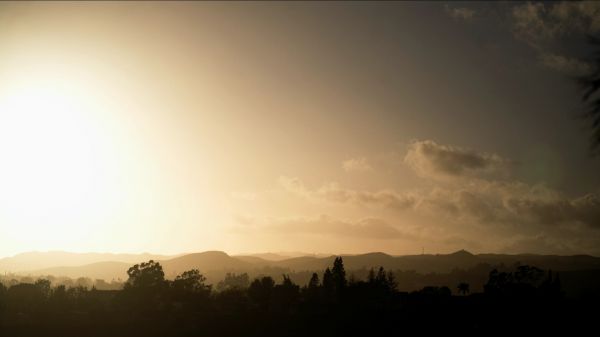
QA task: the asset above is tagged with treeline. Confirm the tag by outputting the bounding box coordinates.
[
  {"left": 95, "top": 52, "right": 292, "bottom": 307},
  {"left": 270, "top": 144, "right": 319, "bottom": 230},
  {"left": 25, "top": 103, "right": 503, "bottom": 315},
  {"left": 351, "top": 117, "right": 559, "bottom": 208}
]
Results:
[
  {"left": 0, "top": 261, "right": 555, "bottom": 294},
  {"left": 0, "top": 274, "right": 123, "bottom": 291},
  {"left": 0, "top": 258, "right": 594, "bottom": 336}
]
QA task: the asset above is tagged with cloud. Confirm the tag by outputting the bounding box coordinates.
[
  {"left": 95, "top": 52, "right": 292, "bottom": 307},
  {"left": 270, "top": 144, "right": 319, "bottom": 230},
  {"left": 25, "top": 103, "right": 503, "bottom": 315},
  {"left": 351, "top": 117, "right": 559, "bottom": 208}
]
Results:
[
  {"left": 238, "top": 214, "right": 412, "bottom": 240},
  {"left": 342, "top": 157, "right": 372, "bottom": 172},
  {"left": 279, "top": 176, "right": 415, "bottom": 210},
  {"left": 505, "top": 192, "right": 600, "bottom": 228},
  {"left": 404, "top": 139, "right": 510, "bottom": 179},
  {"left": 502, "top": 234, "right": 578, "bottom": 255},
  {"left": 415, "top": 178, "right": 600, "bottom": 230},
  {"left": 501, "top": 226, "right": 600, "bottom": 256},
  {"left": 539, "top": 52, "right": 592, "bottom": 76},
  {"left": 511, "top": 1, "right": 600, "bottom": 45},
  {"left": 282, "top": 139, "right": 598, "bottom": 232},
  {"left": 509, "top": 1, "right": 598, "bottom": 75},
  {"left": 511, "top": 2, "right": 555, "bottom": 46},
  {"left": 274, "top": 139, "right": 600, "bottom": 254},
  {"left": 445, "top": 5, "right": 476, "bottom": 21},
  {"left": 415, "top": 185, "right": 506, "bottom": 224}
]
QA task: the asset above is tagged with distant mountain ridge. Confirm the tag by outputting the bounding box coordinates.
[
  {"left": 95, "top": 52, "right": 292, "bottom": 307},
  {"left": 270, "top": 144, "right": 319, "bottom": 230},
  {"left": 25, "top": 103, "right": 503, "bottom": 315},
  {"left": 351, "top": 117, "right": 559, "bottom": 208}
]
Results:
[
  {"left": 4, "top": 250, "right": 600, "bottom": 283},
  {"left": 234, "top": 252, "right": 331, "bottom": 261},
  {"left": 0, "top": 251, "right": 174, "bottom": 273}
]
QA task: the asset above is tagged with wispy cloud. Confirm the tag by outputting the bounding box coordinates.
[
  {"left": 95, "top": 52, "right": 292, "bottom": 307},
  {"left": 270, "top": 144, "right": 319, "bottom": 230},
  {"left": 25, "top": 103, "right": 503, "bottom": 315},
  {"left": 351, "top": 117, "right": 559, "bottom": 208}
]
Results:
[
  {"left": 539, "top": 52, "right": 592, "bottom": 76},
  {"left": 512, "top": 1, "right": 600, "bottom": 46},
  {"left": 416, "top": 179, "right": 600, "bottom": 230},
  {"left": 445, "top": 5, "right": 476, "bottom": 21},
  {"left": 279, "top": 176, "right": 415, "bottom": 211},
  {"left": 510, "top": 1, "right": 598, "bottom": 75},
  {"left": 342, "top": 157, "right": 372, "bottom": 172},
  {"left": 237, "top": 214, "right": 413, "bottom": 240}
]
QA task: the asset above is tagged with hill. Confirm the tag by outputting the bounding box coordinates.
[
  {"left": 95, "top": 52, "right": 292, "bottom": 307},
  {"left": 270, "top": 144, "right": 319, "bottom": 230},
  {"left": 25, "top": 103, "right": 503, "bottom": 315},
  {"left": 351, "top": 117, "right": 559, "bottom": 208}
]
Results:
[
  {"left": 5, "top": 250, "right": 600, "bottom": 291},
  {"left": 31, "top": 261, "right": 130, "bottom": 281},
  {"left": 0, "top": 251, "right": 173, "bottom": 273}
]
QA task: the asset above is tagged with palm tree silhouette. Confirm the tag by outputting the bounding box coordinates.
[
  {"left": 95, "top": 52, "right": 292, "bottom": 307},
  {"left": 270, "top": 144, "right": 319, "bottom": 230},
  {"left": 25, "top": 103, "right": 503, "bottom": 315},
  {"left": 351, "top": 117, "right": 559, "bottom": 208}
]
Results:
[{"left": 579, "top": 36, "right": 600, "bottom": 154}]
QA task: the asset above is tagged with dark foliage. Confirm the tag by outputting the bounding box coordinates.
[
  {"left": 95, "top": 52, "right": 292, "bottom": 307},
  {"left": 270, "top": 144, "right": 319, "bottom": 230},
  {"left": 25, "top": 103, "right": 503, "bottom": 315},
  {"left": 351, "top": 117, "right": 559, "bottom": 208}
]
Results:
[
  {"left": 580, "top": 36, "right": 600, "bottom": 153},
  {"left": 0, "top": 258, "right": 595, "bottom": 337}
]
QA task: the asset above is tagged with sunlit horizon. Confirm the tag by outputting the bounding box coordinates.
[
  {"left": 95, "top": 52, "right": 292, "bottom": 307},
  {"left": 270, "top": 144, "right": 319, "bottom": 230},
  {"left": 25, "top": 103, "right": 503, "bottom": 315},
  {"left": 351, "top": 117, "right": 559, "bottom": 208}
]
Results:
[{"left": 0, "top": 1, "right": 599, "bottom": 258}]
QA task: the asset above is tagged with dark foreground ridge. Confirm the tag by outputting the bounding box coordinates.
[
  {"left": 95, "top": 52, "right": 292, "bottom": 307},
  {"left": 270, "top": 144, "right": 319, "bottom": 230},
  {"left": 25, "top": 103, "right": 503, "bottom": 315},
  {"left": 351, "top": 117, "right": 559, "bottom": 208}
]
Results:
[{"left": 0, "top": 257, "right": 596, "bottom": 336}]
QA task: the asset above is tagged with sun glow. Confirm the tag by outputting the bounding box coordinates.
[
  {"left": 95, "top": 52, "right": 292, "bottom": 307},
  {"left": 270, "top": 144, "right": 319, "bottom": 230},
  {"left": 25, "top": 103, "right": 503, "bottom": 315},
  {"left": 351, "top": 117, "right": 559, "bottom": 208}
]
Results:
[{"left": 0, "top": 75, "right": 121, "bottom": 247}]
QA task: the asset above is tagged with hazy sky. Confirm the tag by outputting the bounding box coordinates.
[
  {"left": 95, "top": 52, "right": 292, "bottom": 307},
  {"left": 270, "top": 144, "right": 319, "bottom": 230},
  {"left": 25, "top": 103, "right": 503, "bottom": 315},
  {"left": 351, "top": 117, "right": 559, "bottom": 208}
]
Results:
[{"left": 0, "top": 1, "right": 599, "bottom": 257}]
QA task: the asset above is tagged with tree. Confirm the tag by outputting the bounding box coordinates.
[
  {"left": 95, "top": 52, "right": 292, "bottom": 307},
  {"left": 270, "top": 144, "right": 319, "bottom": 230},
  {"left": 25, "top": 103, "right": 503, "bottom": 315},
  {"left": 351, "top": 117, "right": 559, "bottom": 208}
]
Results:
[
  {"left": 331, "top": 257, "right": 347, "bottom": 292},
  {"left": 172, "top": 269, "right": 210, "bottom": 294},
  {"left": 457, "top": 282, "right": 470, "bottom": 296},
  {"left": 514, "top": 265, "right": 544, "bottom": 286},
  {"left": 367, "top": 268, "right": 376, "bottom": 284},
  {"left": 248, "top": 276, "right": 275, "bottom": 310},
  {"left": 307, "top": 273, "right": 320, "bottom": 289},
  {"left": 322, "top": 267, "right": 334, "bottom": 294},
  {"left": 271, "top": 275, "right": 300, "bottom": 313},
  {"left": 125, "top": 260, "right": 166, "bottom": 289},
  {"left": 386, "top": 271, "right": 398, "bottom": 291},
  {"left": 375, "top": 267, "right": 387, "bottom": 286},
  {"left": 579, "top": 36, "right": 600, "bottom": 153},
  {"left": 34, "top": 279, "right": 51, "bottom": 299},
  {"left": 216, "top": 272, "right": 250, "bottom": 292}
]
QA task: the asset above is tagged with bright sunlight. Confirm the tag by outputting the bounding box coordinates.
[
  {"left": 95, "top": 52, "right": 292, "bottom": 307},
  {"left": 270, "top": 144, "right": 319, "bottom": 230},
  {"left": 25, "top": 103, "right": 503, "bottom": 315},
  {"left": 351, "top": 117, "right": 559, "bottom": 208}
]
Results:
[{"left": 0, "top": 74, "right": 119, "bottom": 247}]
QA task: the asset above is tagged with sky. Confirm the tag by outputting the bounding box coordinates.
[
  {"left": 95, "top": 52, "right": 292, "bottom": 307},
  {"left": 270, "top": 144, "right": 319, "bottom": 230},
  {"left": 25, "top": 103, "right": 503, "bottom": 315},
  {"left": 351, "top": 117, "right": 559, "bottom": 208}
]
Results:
[{"left": 0, "top": 1, "right": 599, "bottom": 257}]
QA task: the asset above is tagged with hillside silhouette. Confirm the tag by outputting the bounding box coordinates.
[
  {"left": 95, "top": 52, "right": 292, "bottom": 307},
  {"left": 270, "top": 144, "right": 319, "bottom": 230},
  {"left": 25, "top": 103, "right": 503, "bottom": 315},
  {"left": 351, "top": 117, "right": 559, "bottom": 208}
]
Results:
[
  {"left": 4, "top": 250, "right": 600, "bottom": 299},
  {"left": 12, "top": 249, "right": 600, "bottom": 278}
]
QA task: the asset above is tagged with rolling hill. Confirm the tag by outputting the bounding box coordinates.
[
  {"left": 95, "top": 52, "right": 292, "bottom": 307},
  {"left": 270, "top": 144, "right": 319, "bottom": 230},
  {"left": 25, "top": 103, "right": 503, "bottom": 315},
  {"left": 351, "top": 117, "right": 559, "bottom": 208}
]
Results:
[
  {"left": 0, "top": 251, "right": 173, "bottom": 273},
  {"left": 4, "top": 250, "right": 600, "bottom": 289}
]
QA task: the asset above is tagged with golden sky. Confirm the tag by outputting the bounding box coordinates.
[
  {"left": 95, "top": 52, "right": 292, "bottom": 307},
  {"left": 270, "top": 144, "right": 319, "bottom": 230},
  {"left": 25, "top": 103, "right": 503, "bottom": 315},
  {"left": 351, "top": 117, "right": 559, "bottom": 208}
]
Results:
[{"left": 0, "top": 2, "right": 599, "bottom": 257}]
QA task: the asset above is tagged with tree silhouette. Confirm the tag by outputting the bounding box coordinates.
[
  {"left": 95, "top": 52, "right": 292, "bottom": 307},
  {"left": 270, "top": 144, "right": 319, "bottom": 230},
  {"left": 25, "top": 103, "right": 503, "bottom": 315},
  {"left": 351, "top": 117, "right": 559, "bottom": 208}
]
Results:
[
  {"left": 217, "top": 272, "right": 250, "bottom": 291},
  {"left": 457, "top": 282, "right": 470, "bottom": 296},
  {"left": 34, "top": 279, "right": 51, "bottom": 299},
  {"left": 0, "top": 258, "right": 581, "bottom": 336},
  {"left": 271, "top": 275, "right": 300, "bottom": 313},
  {"left": 308, "top": 272, "right": 320, "bottom": 289},
  {"left": 125, "top": 260, "right": 165, "bottom": 289},
  {"left": 248, "top": 276, "right": 275, "bottom": 310},
  {"left": 367, "top": 267, "right": 376, "bottom": 284},
  {"left": 579, "top": 36, "right": 600, "bottom": 153},
  {"left": 514, "top": 265, "right": 544, "bottom": 286},
  {"left": 331, "top": 257, "right": 347, "bottom": 293},
  {"left": 172, "top": 269, "right": 210, "bottom": 294},
  {"left": 322, "top": 267, "right": 334, "bottom": 292}
]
